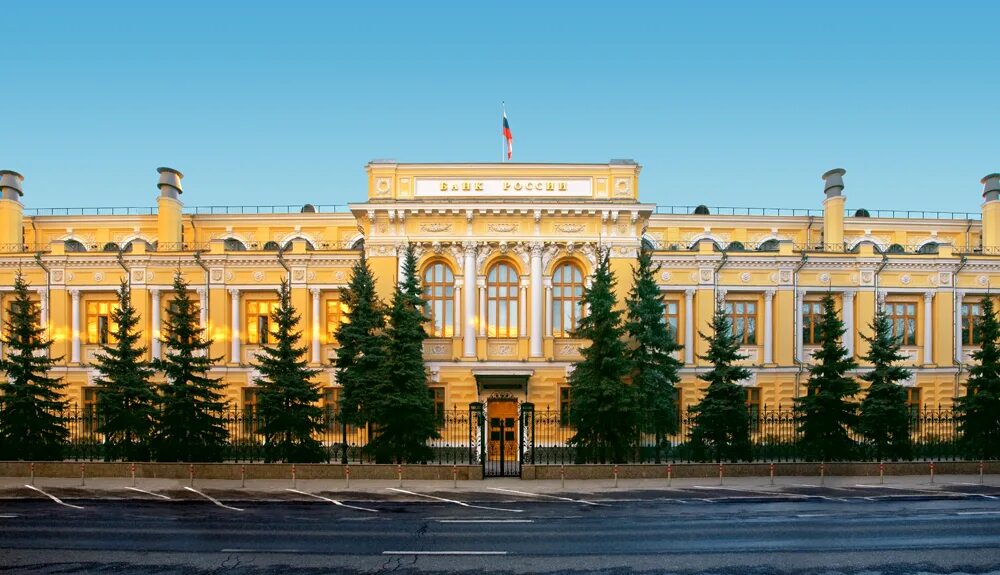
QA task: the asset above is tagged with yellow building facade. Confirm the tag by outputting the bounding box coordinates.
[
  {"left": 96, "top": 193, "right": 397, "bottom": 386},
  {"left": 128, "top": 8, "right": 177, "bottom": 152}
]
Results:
[{"left": 2, "top": 164, "right": 1000, "bottom": 427}]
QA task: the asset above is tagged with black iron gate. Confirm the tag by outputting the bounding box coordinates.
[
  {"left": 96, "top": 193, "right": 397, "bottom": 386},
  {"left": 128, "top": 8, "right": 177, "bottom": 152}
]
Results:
[{"left": 482, "top": 401, "right": 523, "bottom": 478}]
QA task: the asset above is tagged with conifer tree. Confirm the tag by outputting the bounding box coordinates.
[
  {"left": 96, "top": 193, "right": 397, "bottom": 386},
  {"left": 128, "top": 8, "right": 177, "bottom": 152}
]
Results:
[
  {"left": 252, "top": 279, "right": 325, "bottom": 463},
  {"left": 93, "top": 279, "right": 157, "bottom": 461},
  {"left": 795, "top": 294, "right": 860, "bottom": 461},
  {"left": 152, "top": 272, "right": 228, "bottom": 462},
  {"left": 0, "top": 272, "right": 68, "bottom": 460},
  {"left": 857, "top": 306, "right": 913, "bottom": 460},
  {"left": 334, "top": 251, "right": 388, "bottom": 428},
  {"left": 368, "top": 244, "right": 439, "bottom": 463},
  {"left": 624, "top": 247, "right": 682, "bottom": 455},
  {"left": 568, "top": 250, "right": 637, "bottom": 463},
  {"left": 688, "top": 304, "right": 752, "bottom": 462},
  {"left": 955, "top": 297, "right": 1000, "bottom": 459}
]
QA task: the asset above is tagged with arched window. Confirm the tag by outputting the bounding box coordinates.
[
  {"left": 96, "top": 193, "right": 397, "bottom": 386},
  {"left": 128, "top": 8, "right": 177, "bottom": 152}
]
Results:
[
  {"left": 224, "top": 238, "right": 247, "bottom": 252},
  {"left": 102, "top": 242, "right": 120, "bottom": 252},
  {"left": 758, "top": 239, "right": 780, "bottom": 252},
  {"left": 487, "top": 262, "right": 519, "bottom": 337},
  {"left": 917, "top": 242, "right": 940, "bottom": 255},
  {"left": 422, "top": 262, "right": 455, "bottom": 337},
  {"left": 552, "top": 262, "right": 584, "bottom": 338},
  {"left": 64, "top": 239, "right": 87, "bottom": 252},
  {"left": 262, "top": 241, "right": 280, "bottom": 251}
]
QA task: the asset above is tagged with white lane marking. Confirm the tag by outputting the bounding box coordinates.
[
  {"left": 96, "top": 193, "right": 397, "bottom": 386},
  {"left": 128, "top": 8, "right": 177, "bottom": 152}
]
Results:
[
  {"left": 24, "top": 485, "right": 84, "bottom": 510},
  {"left": 0, "top": 514, "right": 18, "bottom": 518},
  {"left": 437, "top": 519, "right": 534, "bottom": 523},
  {"left": 285, "top": 488, "right": 378, "bottom": 512},
  {"left": 792, "top": 483, "right": 854, "bottom": 491},
  {"left": 124, "top": 487, "right": 171, "bottom": 500},
  {"left": 487, "top": 487, "right": 604, "bottom": 506},
  {"left": 184, "top": 486, "right": 243, "bottom": 512},
  {"left": 855, "top": 484, "right": 981, "bottom": 497},
  {"left": 386, "top": 488, "right": 523, "bottom": 513},
  {"left": 796, "top": 513, "right": 834, "bottom": 518},
  {"left": 957, "top": 511, "right": 1000, "bottom": 515},
  {"left": 383, "top": 551, "right": 508, "bottom": 555},
  {"left": 690, "top": 485, "right": 808, "bottom": 498},
  {"left": 221, "top": 548, "right": 302, "bottom": 553}
]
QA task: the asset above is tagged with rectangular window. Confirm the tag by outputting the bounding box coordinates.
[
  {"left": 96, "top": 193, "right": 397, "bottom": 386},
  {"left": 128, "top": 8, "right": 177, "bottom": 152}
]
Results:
[
  {"left": 241, "top": 388, "right": 259, "bottom": 434},
  {"left": 429, "top": 387, "right": 446, "bottom": 426},
  {"left": 725, "top": 300, "right": 758, "bottom": 345},
  {"left": 906, "top": 387, "right": 921, "bottom": 430},
  {"left": 887, "top": 301, "right": 917, "bottom": 346},
  {"left": 82, "top": 387, "right": 103, "bottom": 434},
  {"left": 86, "top": 301, "right": 118, "bottom": 345},
  {"left": 326, "top": 299, "right": 349, "bottom": 344},
  {"left": 745, "top": 387, "right": 761, "bottom": 431},
  {"left": 243, "top": 387, "right": 258, "bottom": 412},
  {"left": 323, "top": 387, "right": 341, "bottom": 432},
  {"left": 560, "top": 387, "right": 572, "bottom": 427},
  {"left": 247, "top": 300, "right": 280, "bottom": 344},
  {"left": 664, "top": 299, "right": 680, "bottom": 335},
  {"left": 801, "top": 300, "right": 823, "bottom": 345},
  {"left": 962, "top": 301, "right": 984, "bottom": 346}
]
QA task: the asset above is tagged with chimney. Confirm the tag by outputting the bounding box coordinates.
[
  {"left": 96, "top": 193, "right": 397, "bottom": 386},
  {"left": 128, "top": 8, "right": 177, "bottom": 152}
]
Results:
[
  {"left": 821, "top": 168, "right": 846, "bottom": 250},
  {"left": 0, "top": 170, "right": 24, "bottom": 251},
  {"left": 981, "top": 173, "right": 1000, "bottom": 252},
  {"left": 156, "top": 167, "right": 184, "bottom": 250}
]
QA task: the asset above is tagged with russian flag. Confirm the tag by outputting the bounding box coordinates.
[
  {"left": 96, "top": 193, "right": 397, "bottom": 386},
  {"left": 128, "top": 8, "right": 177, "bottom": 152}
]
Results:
[{"left": 502, "top": 109, "right": 513, "bottom": 160}]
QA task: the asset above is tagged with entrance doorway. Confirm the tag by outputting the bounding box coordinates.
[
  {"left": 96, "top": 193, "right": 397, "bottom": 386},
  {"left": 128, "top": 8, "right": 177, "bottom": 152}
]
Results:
[{"left": 485, "top": 399, "right": 519, "bottom": 477}]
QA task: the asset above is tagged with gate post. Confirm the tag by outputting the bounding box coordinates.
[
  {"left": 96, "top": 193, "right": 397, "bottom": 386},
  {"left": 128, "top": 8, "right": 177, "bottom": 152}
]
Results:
[
  {"left": 340, "top": 406, "right": 349, "bottom": 465},
  {"left": 521, "top": 403, "right": 534, "bottom": 467},
  {"left": 469, "top": 402, "right": 484, "bottom": 470}
]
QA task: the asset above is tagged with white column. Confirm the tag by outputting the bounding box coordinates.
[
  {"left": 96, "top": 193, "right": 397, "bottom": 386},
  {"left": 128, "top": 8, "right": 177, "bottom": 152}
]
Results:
[
  {"left": 544, "top": 278, "right": 554, "bottom": 338},
  {"left": 842, "top": 290, "right": 855, "bottom": 358},
  {"left": 795, "top": 289, "right": 805, "bottom": 363},
  {"left": 396, "top": 243, "right": 406, "bottom": 284},
  {"left": 462, "top": 243, "right": 476, "bottom": 357},
  {"left": 763, "top": 289, "right": 775, "bottom": 365},
  {"left": 197, "top": 288, "right": 208, "bottom": 330},
  {"left": 150, "top": 288, "right": 162, "bottom": 360},
  {"left": 684, "top": 289, "right": 695, "bottom": 365},
  {"left": 310, "top": 288, "right": 321, "bottom": 364},
  {"left": 519, "top": 279, "right": 528, "bottom": 338},
  {"left": 69, "top": 289, "right": 80, "bottom": 364},
  {"left": 955, "top": 290, "right": 965, "bottom": 364},
  {"left": 37, "top": 288, "right": 49, "bottom": 341},
  {"left": 529, "top": 242, "right": 543, "bottom": 357},
  {"left": 453, "top": 279, "right": 463, "bottom": 338},
  {"left": 478, "top": 277, "right": 487, "bottom": 337},
  {"left": 923, "top": 291, "right": 934, "bottom": 364},
  {"left": 229, "top": 288, "right": 241, "bottom": 364}
]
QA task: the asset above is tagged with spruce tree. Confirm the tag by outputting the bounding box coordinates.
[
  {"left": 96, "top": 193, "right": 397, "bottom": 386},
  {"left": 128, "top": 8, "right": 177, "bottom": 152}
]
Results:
[
  {"left": 688, "top": 304, "right": 752, "bottom": 462},
  {"left": 795, "top": 294, "right": 860, "bottom": 461},
  {"left": 93, "top": 279, "right": 157, "bottom": 461},
  {"left": 334, "top": 251, "right": 388, "bottom": 428},
  {"left": 367, "top": 244, "right": 439, "bottom": 463},
  {"left": 252, "top": 279, "right": 325, "bottom": 463},
  {"left": 152, "top": 272, "right": 228, "bottom": 462},
  {"left": 568, "top": 250, "right": 637, "bottom": 463},
  {"left": 955, "top": 297, "right": 1000, "bottom": 460},
  {"left": 857, "top": 306, "right": 913, "bottom": 461},
  {"left": 0, "top": 272, "right": 68, "bottom": 460},
  {"left": 624, "top": 247, "right": 682, "bottom": 457}
]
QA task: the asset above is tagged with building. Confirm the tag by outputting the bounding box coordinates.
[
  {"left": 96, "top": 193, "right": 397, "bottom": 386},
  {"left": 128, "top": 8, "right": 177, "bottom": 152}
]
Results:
[{"left": 1, "top": 163, "right": 999, "bottom": 441}]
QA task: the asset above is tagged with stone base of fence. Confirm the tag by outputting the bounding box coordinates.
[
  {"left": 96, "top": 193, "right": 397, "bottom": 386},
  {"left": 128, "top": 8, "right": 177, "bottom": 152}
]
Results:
[
  {"left": 0, "top": 462, "right": 484, "bottom": 481},
  {"left": 521, "top": 461, "right": 1000, "bottom": 480}
]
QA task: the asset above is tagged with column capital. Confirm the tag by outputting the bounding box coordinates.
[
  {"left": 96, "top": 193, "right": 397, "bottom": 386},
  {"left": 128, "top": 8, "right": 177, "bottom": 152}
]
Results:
[
  {"left": 228, "top": 287, "right": 240, "bottom": 296},
  {"left": 462, "top": 240, "right": 477, "bottom": 256},
  {"left": 476, "top": 276, "right": 486, "bottom": 289},
  {"left": 956, "top": 289, "right": 967, "bottom": 299},
  {"left": 149, "top": 287, "right": 161, "bottom": 297},
  {"left": 544, "top": 277, "right": 553, "bottom": 289},
  {"left": 924, "top": 290, "right": 936, "bottom": 301},
  {"left": 454, "top": 278, "right": 464, "bottom": 289},
  {"left": 842, "top": 289, "right": 856, "bottom": 300},
  {"left": 684, "top": 288, "right": 696, "bottom": 297},
  {"left": 764, "top": 288, "right": 776, "bottom": 299},
  {"left": 310, "top": 287, "right": 321, "bottom": 297},
  {"left": 530, "top": 241, "right": 544, "bottom": 257},
  {"left": 68, "top": 288, "right": 80, "bottom": 300},
  {"left": 519, "top": 278, "right": 529, "bottom": 289},
  {"left": 196, "top": 287, "right": 208, "bottom": 297}
]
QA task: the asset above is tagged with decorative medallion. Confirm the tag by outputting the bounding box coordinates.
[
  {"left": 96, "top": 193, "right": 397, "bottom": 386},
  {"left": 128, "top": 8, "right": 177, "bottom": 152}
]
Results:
[
  {"left": 487, "top": 223, "right": 518, "bottom": 233},
  {"left": 419, "top": 223, "right": 452, "bottom": 233},
  {"left": 211, "top": 269, "right": 223, "bottom": 282},
  {"left": 939, "top": 272, "right": 952, "bottom": 286},
  {"left": 554, "top": 223, "right": 585, "bottom": 234},
  {"left": 818, "top": 273, "right": 831, "bottom": 284},
  {"left": 740, "top": 272, "right": 752, "bottom": 283},
  {"left": 67, "top": 272, "right": 75, "bottom": 281},
  {"left": 293, "top": 269, "right": 305, "bottom": 281},
  {"left": 929, "top": 274, "right": 939, "bottom": 286},
  {"left": 307, "top": 271, "right": 316, "bottom": 281},
  {"left": 225, "top": 271, "right": 234, "bottom": 281},
  {"left": 335, "top": 271, "right": 346, "bottom": 281},
  {"left": 978, "top": 275, "right": 989, "bottom": 286},
  {"left": 769, "top": 272, "right": 778, "bottom": 284},
  {"left": 52, "top": 270, "right": 64, "bottom": 282},
  {"left": 94, "top": 272, "right": 104, "bottom": 283},
  {"left": 900, "top": 274, "right": 911, "bottom": 285},
  {"left": 660, "top": 271, "right": 671, "bottom": 282},
  {"left": 253, "top": 271, "right": 264, "bottom": 282},
  {"left": 375, "top": 178, "right": 391, "bottom": 197},
  {"left": 431, "top": 344, "right": 447, "bottom": 355}
]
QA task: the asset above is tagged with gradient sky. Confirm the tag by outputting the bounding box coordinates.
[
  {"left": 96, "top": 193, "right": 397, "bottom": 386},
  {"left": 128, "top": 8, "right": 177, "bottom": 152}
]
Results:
[{"left": 2, "top": 1, "right": 998, "bottom": 214}]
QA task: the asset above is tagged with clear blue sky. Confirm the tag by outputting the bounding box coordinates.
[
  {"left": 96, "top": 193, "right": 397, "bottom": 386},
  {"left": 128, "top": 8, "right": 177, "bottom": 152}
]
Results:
[{"left": 2, "top": 1, "right": 997, "bottom": 213}]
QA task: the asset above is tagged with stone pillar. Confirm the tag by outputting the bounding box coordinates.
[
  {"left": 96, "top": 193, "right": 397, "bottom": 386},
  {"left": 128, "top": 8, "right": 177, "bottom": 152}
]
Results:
[
  {"left": 842, "top": 290, "right": 855, "bottom": 358},
  {"left": 229, "top": 288, "right": 241, "bottom": 364},
  {"left": 463, "top": 243, "right": 476, "bottom": 357},
  {"left": 544, "top": 277, "right": 553, "bottom": 338},
  {"left": 795, "top": 289, "right": 805, "bottom": 363},
  {"left": 311, "top": 288, "right": 321, "bottom": 364},
  {"left": 150, "top": 288, "right": 162, "bottom": 360},
  {"left": 955, "top": 290, "right": 965, "bottom": 363},
  {"left": 684, "top": 289, "right": 695, "bottom": 365},
  {"left": 197, "top": 288, "right": 208, "bottom": 329},
  {"left": 478, "top": 277, "right": 487, "bottom": 338},
  {"left": 923, "top": 291, "right": 934, "bottom": 364},
  {"left": 519, "top": 279, "right": 528, "bottom": 338},
  {"left": 69, "top": 289, "right": 80, "bottom": 364},
  {"left": 763, "top": 289, "right": 775, "bottom": 365},
  {"left": 529, "top": 242, "right": 543, "bottom": 357},
  {"left": 453, "top": 279, "right": 463, "bottom": 338}
]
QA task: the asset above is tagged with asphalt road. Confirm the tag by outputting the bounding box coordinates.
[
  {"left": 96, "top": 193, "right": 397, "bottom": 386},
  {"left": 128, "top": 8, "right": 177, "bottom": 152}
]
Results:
[{"left": 1, "top": 483, "right": 999, "bottom": 574}]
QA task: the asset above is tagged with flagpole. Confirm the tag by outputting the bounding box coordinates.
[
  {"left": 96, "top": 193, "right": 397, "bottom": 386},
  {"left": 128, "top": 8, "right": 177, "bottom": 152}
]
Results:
[{"left": 501, "top": 101, "right": 506, "bottom": 163}]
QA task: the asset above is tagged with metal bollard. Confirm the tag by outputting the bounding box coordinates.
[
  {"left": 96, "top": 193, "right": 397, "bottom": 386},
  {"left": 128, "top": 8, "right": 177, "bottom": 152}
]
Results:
[
  {"left": 667, "top": 463, "right": 673, "bottom": 487},
  {"left": 80, "top": 463, "right": 86, "bottom": 487},
  {"left": 189, "top": 464, "right": 194, "bottom": 487},
  {"left": 560, "top": 464, "right": 566, "bottom": 489},
  {"left": 131, "top": 463, "right": 136, "bottom": 487},
  {"left": 769, "top": 462, "right": 775, "bottom": 486},
  {"left": 820, "top": 462, "right": 826, "bottom": 486},
  {"left": 397, "top": 464, "right": 403, "bottom": 488},
  {"left": 452, "top": 465, "right": 458, "bottom": 489},
  {"left": 241, "top": 464, "right": 246, "bottom": 488},
  {"left": 345, "top": 465, "right": 351, "bottom": 489},
  {"left": 929, "top": 461, "right": 935, "bottom": 484},
  {"left": 613, "top": 465, "right": 619, "bottom": 488},
  {"left": 879, "top": 461, "right": 885, "bottom": 485},
  {"left": 291, "top": 464, "right": 297, "bottom": 488},
  {"left": 29, "top": 462, "right": 34, "bottom": 486},
  {"left": 718, "top": 462, "right": 724, "bottom": 486}
]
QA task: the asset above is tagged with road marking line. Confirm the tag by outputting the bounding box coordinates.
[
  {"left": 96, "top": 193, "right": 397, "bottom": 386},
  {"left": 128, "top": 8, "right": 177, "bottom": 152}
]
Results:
[
  {"left": 796, "top": 513, "right": 834, "bottom": 518},
  {"left": 24, "top": 485, "right": 84, "bottom": 510},
  {"left": 0, "top": 514, "right": 18, "bottom": 518},
  {"left": 221, "top": 548, "right": 302, "bottom": 553},
  {"left": 437, "top": 519, "right": 534, "bottom": 523},
  {"left": 383, "top": 551, "right": 508, "bottom": 555},
  {"left": 386, "top": 488, "right": 523, "bottom": 513},
  {"left": 855, "top": 484, "right": 975, "bottom": 497},
  {"left": 957, "top": 511, "right": 1000, "bottom": 515},
  {"left": 285, "top": 488, "right": 378, "bottom": 512},
  {"left": 184, "top": 486, "right": 243, "bottom": 512},
  {"left": 690, "top": 485, "right": 807, "bottom": 498},
  {"left": 791, "top": 483, "right": 853, "bottom": 491},
  {"left": 487, "top": 487, "right": 603, "bottom": 506},
  {"left": 124, "top": 487, "right": 171, "bottom": 500}
]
